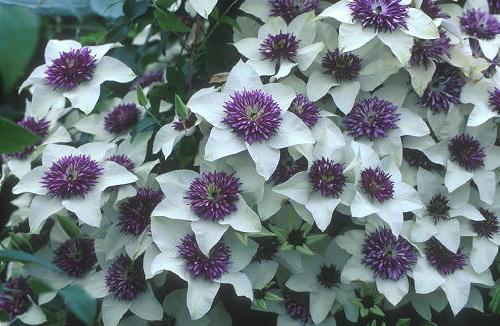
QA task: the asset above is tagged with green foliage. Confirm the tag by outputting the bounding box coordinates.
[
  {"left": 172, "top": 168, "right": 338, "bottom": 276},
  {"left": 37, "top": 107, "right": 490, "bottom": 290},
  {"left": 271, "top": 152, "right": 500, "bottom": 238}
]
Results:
[
  {"left": 489, "top": 284, "right": 500, "bottom": 314},
  {"left": 0, "top": 249, "right": 59, "bottom": 272},
  {"left": 59, "top": 285, "right": 97, "bottom": 326},
  {"left": 153, "top": 5, "right": 190, "bottom": 33},
  {"left": 174, "top": 94, "right": 188, "bottom": 119},
  {"left": 0, "top": 117, "right": 38, "bottom": 154}
]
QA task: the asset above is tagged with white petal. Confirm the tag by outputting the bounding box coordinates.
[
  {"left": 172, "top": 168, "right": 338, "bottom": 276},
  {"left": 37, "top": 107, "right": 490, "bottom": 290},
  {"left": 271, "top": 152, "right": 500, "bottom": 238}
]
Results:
[
  {"left": 358, "top": 55, "right": 400, "bottom": 91},
  {"left": 295, "top": 42, "right": 324, "bottom": 71},
  {"left": 410, "top": 217, "right": 437, "bottom": 243},
  {"left": 413, "top": 257, "right": 445, "bottom": 294},
  {"left": 467, "top": 103, "right": 497, "bottom": 127},
  {"left": 44, "top": 40, "right": 81, "bottom": 63},
  {"left": 258, "top": 16, "right": 288, "bottom": 39},
  {"left": 226, "top": 232, "right": 258, "bottom": 272},
  {"left": 318, "top": 0, "right": 352, "bottom": 23},
  {"left": 31, "top": 83, "right": 62, "bottom": 117},
  {"left": 189, "top": 0, "right": 217, "bottom": 18},
  {"left": 268, "top": 112, "right": 314, "bottom": 149},
  {"left": 472, "top": 170, "right": 496, "bottom": 204},
  {"left": 44, "top": 125, "right": 72, "bottom": 145},
  {"left": 262, "top": 82, "right": 296, "bottom": 113},
  {"left": 246, "top": 142, "right": 280, "bottom": 180},
  {"left": 153, "top": 124, "right": 181, "bottom": 157},
  {"left": 272, "top": 171, "right": 310, "bottom": 204},
  {"left": 63, "top": 81, "right": 101, "bottom": 114},
  {"left": 18, "top": 304, "right": 47, "bottom": 325},
  {"left": 152, "top": 192, "right": 197, "bottom": 221},
  {"left": 29, "top": 195, "right": 63, "bottom": 231},
  {"left": 246, "top": 59, "right": 277, "bottom": 76},
  {"left": 376, "top": 276, "right": 409, "bottom": 306},
  {"left": 435, "top": 219, "right": 461, "bottom": 253},
  {"left": 403, "top": 8, "right": 439, "bottom": 39},
  {"left": 444, "top": 160, "right": 473, "bottom": 192},
  {"left": 86, "top": 43, "right": 116, "bottom": 62},
  {"left": 478, "top": 37, "right": 500, "bottom": 61},
  {"left": 187, "top": 278, "right": 220, "bottom": 320},
  {"left": 93, "top": 56, "right": 136, "bottom": 84},
  {"left": 102, "top": 296, "right": 131, "bottom": 326},
  {"left": 216, "top": 272, "right": 253, "bottom": 300},
  {"left": 97, "top": 161, "right": 138, "bottom": 191},
  {"left": 12, "top": 166, "right": 47, "bottom": 195},
  {"left": 339, "top": 23, "right": 377, "bottom": 52},
  {"left": 42, "top": 144, "right": 77, "bottom": 166},
  {"left": 205, "top": 128, "right": 246, "bottom": 161},
  {"left": 233, "top": 38, "right": 263, "bottom": 60},
  {"left": 306, "top": 71, "right": 338, "bottom": 101},
  {"left": 274, "top": 60, "right": 297, "bottom": 80},
  {"left": 305, "top": 193, "right": 340, "bottom": 232},
  {"left": 188, "top": 92, "right": 227, "bottom": 129},
  {"left": 150, "top": 253, "right": 187, "bottom": 279},
  {"left": 192, "top": 220, "right": 229, "bottom": 256},
  {"left": 74, "top": 114, "right": 109, "bottom": 139},
  {"left": 19, "top": 65, "right": 46, "bottom": 92},
  {"left": 225, "top": 61, "right": 262, "bottom": 92},
  {"left": 335, "top": 229, "right": 365, "bottom": 255},
  {"left": 62, "top": 189, "right": 102, "bottom": 226},
  {"left": 341, "top": 256, "right": 374, "bottom": 283},
  {"left": 377, "top": 31, "right": 413, "bottom": 65},
  {"left": 240, "top": 0, "right": 272, "bottom": 22},
  {"left": 129, "top": 286, "right": 163, "bottom": 321},
  {"left": 288, "top": 11, "right": 317, "bottom": 45},
  {"left": 220, "top": 195, "right": 262, "bottom": 233},
  {"left": 7, "top": 159, "right": 32, "bottom": 179},
  {"left": 330, "top": 81, "right": 360, "bottom": 114},
  {"left": 310, "top": 290, "right": 336, "bottom": 324},
  {"left": 406, "top": 62, "right": 436, "bottom": 97},
  {"left": 286, "top": 272, "right": 318, "bottom": 292},
  {"left": 350, "top": 192, "right": 378, "bottom": 218},
  {"left": 79, "top": 142, "right": 114, "bottom": 162},
  {"left": 471, "top": 237, "right": 498, "bottom": 273},
  {"left": 244, "top": 261, "right": 278, "bottom": 290},
  {"left": 441, "top": 272, "right": 470, "bottom": 315},
  {"left": 156, "top": 169, "right": 198, "bottom": 191},
  {"left": 77, "top": 271, "right": 108, "bottom": 298}
]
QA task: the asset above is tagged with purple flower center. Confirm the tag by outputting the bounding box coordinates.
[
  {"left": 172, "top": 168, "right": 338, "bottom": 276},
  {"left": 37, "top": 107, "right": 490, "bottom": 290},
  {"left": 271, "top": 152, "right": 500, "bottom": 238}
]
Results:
[
  {"left": 131, "top": 70, "right": 164, "bottom": 90},
  {"left": 420, "top": 0, "right": 449, "bottom": 19},
  {"left": 185, "top": 171, "right": 241, "bottom": 221},
  {"left": 52, "top": 238, "right": 96, "bottom": 278},
  {"left": 425, "top": 238, "right": 467, "bottom": 275},
  {"left": 361, "top": 227, "right": 417, "bottom": 280},
  {"left": 270, "top": 0, "right": 320, "bottom": 23},
  {"left": 322, "top": 49, "right": 362, "bottom": 82},
  {"left": 0, "top": 277, "right": 32, "bottom": 318},
  {"left": 260, "top": 32, "right": 300, "bottom": 61},
  {"left": 172, "top": 111, "right": 197, "bottom": 131},
  {"left": 104, "top": 103, "right": 140, "bottom": 134},
  {"left": 348, "top": 0, "right": 409, "bottom": 33},
  {"left": 105, "top": 255, "right": 146, "bottom": 301},
  {"left": 489, "top": 87, "right": 500, "bottom": 114},
  {"left": 107, "top": 154, "right": 135, "bottom": 171},
  {"left": 418, "top": 63, "right": 465, "bottom": 113},
  {"left": 344, "top": 97, "right": 400, "bottom": 140},
  {"left": 177, "top": 233, "right": 231, "bottom": 281},
  {"left": 222, "top": 89, "right": 282, "bottom": 144},
  {"left": 45, "top": 48, "right": 97, "bottom": 90},
  {"left": 42, "top": 154, "right": 103, "bottom": 198},
  {"left": 410, "top": 30, "right": 451, "bottom": 68},
  {"left": 360, "top": 167, "right": 394, "bottom": 203},
  {"left": 283, "top": 289, "right": 312, "bottom": 324},
  {"left": 253, "top": 236, "right": 280, "bottom": 262},
  {"left": 472, "top": 208, "right": 499, "bottom": 239},
  {"left": 426, "top": 194, "right": 450, "bottom": 223},
  {"left": 8, "top": 117, "right": 50, "bottom": 159},
  {"left": 287, "top": 227, "right": 306, "bottom": 247},
  {"left": 289, "top": 94, "right": 320, "bottom": 128},
  {"left": 317, "top": 264, "right": 341, "bottom": 288},
  {"left": 309, "top": 157, "right": 346, "bottom": 198},
  {"left": 448, "top": 133, "right": 486, "bottom": 172},
  {"left": 460, "top": 9, "right": 500, "bottom": 40},
  {"left": 269, "top": 151, "right": 308, "bottom": 186},
  {"left": 118, "top": 188, "right": 164, "bottom": 236}
]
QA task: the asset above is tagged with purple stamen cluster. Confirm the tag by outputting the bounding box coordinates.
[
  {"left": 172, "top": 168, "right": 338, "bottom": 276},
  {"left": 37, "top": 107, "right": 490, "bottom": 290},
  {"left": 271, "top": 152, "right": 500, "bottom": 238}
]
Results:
[
  {"left": 42, "top": 155, "right": 103, "bottom": 198},
  {"left": 410, "top": 30, "right": 451, "bottom": 68},
  {"left": 348, "top": 0, "right": 409, "bottom": 33},
  {"left": 0, "top": 277, "right": 32, "bottom": 318},
  {"left": 185, "top": 171, "right": 241, "bottom": 221},
  {"left": 360, "top": 167, "right": 395, "bottom": 203},
  {"left": 489, "top": 88, "right": 500, "bottom": 114},
  {"left": 426, "top": 194, "right": 450, "bottom": 223},
  {"left": 418, "top": 63, "right": 465, "bottom": 113},
  {"left": 289, "top": 94, "right": 320, "bottom": 128},
  {"left": 118, "top": 188, "right": 164, "bottom": 236},
  {"left": 283, "top": 289, "right": 312, "bottom": 324},
  {"left": 309, "top": 157, "right": 346, "bottom": 198},
  {"left": 172, "top": 112, "right": 197, "bottom": 131},
  {"left": 45, "top": 47, "right": 97, "bottom": 90},
  {"left": 425, "top": 238, "right": 467, "bottom": 275},
  {"left": 177, "top": 233, "right": 231, "bottom": 281},
  {"left": 322, "top": 49, "right": 362, "bottom": 82},
  {"left": 420, "top": 0, "right": 449, "bottom": 19},
  {"left": 287, "top": 227, "right": 306, "bottom": 248},
  {"left": 269, "top": 151, "right": 308, "bottom": 186},
  {"left": 52, "top": 238, "right": 97, "bottom": 278},
  {"left": 105, "top": 255, "right": 146, "bottom": 301},
  {"left": 448, "top": 133, "right": 486, "bottom": 172},
  {"left": 223, "top": 89, "right": 282, "bottom": 144},
  {"left": 317, "top": 264, "right": 341, "bottom": 288},
  {"left": 361, "top": 227, "right": 417, "bottom": 280},
  {"left": 270, "top": 0, "right": 320, "bottom": 23},
  {"left": 131, "top": 70, "right": 164, "bottom": 90},
  {"left": 253, "top": 236, "right": 280, "bottom": 262},
  {"left": 344, "top": 97, "right": 400, "bottom": 140},
  {"left": 107, "top": 154, "right": 135, "bottom": 171},
  {"left": 104, "top": 103, "right": 140, "bottom": 134},
  {"left": 259, "top": 32, "right": 300, "bottom": 61},
  {"left": 472, "top": 208, "right": 499, "bottom": 239},
  {"left": 460, "top": 9, "right": 500, "bottom": 40},
  {"left": 9, "top": 117, "right": 50, "bottom": 159}
]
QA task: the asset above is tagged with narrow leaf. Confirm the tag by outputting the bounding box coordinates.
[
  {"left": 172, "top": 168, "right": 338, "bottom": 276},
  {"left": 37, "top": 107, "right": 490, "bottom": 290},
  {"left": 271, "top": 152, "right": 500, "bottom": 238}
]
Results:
[
  {"left": 0, "top": 117, "right": 38, "bottom": 154},
  {"left": 0, "top": 250, "right": 59, "bottom": 271},
  {"left": 59, "top": 285, "right": 96, "bottom": 326}
]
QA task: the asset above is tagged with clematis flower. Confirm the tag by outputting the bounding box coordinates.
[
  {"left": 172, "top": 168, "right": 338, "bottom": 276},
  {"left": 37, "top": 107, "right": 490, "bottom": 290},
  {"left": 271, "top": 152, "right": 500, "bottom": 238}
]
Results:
[
  {"left": 461, "top": 68, "right": 500, "bottom": 126},
  {"left": 189, "top": 61, "right": 314, "bottom": 179},
  {"left": 318, "top": 0, "right": 439, "bottom": 64},
  {"left": 349, "top": 143, "right": 422, "bottom": 235},
  {"left": 285, "top": 239, "right": 358, "bottom": 324},
  {"left": 151, "top": 219, "right": 256, "bottom": 319},
  {"left": 12, "top": 143, "right": 137, "bottom": 230},
  {"left": 336, "top": 220, "right": 418, "bottom": 306},
  {"left": 241, "top": 0, "right": 321, "bottom": 24},
  {"left": 0, "top": 276, "right": 47, "bottom": 325},
  {"left": 20, "top": 40, "right": 136, "bottom": 115},
  {"left": 410, "top": 168, "right": 484, "bottom": 253},
  {"left": 233, "top": 13, "right": 324, "bottom": 79},
  {"left": 152, "top": 169, "right": 262, "bottom": 255}
]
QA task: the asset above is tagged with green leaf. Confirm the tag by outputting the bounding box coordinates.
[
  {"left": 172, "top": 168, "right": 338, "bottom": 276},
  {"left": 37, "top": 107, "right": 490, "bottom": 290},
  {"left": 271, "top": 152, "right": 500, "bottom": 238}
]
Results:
[
  {"left": 0, "top": 116, "right": 39, "bottom": 154},
  {"left": 0, "top": 4, "right": 40, "bottom": 93},
  {"left": 30, "top": 278, "right": 53, "bottom": 295},
  {"left": 56, "top": 215, "right": 80, "bottom": 239},
  {"left": 59, "top": 285, "right": 96, "bottom": 326},
  {"left": 154, "top": 0, "right": 176, "bottom": 9},
  {"left": 174, "top": 94, "right": 188, "bottom": 119},
  {"left": 396, "top": 318, "right": 411, "bottom": 326},
  {"left": 370, "top": 305, "right": 385, "bottom": 317},
  {"left": 219, "top": 15, "right": 239, "bottom": 29},
  {"left": 0, "top": 250, "right": 59, "bottom": 271},
  {"left": 136, "top": 85, "right": 149, "bottom": 107},
  {"left": 489, "top": 285, "right": 500, "bottom": 314},
  {"left": 264, "top": 292, "right": 283, "bottom": 301},
  {"left": 154, "top": 7, "right": 190, "bottom": 33},
  {"left": 296, "top": 244, "right": 315, "bottom": 256},
  {"left": 235, "top": 232, "right": 248, "bottom": 246}
]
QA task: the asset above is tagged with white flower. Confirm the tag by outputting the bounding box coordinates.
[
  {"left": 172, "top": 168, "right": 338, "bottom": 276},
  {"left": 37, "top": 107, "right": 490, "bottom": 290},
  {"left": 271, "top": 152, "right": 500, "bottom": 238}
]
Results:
[
  {"left": 461, "top": 68, "right": 500, "bottom": 127},
  {"left": 20, "top": 40, "right": 136, "bottom": 116}
]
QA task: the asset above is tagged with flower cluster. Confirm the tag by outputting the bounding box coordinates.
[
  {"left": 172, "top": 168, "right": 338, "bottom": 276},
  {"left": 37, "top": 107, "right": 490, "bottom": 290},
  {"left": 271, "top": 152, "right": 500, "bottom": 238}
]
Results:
[{"left": 1, "top": 0, "right": 499, "bottom": 325}]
